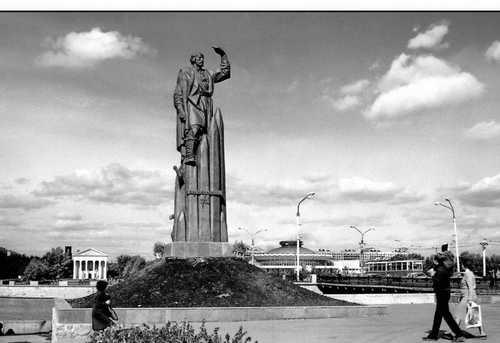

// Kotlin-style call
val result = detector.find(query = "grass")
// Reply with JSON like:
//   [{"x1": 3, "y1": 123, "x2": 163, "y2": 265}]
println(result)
[{"x1": 69, "y1": 257, "x2": 354, "y2": 308}]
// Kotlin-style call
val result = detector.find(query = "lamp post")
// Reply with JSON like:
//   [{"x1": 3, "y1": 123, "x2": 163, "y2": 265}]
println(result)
[
  {"x1": 296, "y1": 192, "x2": 315, "y2": 282},
  {"x1": 349, "y1": 225, "x2": 375, "y2": 274},
  {"x1": 434, "y1": 198, "x2": 460, "y2": 272},
  {"x1": 480, "y1": 239, "x2": 488, "y2": 277},
  {"x1": 238, "y1": 227, "x2": 268, "y2": 265}
]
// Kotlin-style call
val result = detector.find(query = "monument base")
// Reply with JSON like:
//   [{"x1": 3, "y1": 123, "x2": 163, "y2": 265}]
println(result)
[{"x1": 164, "y1": 242, "x2": 234, "y2": 258}]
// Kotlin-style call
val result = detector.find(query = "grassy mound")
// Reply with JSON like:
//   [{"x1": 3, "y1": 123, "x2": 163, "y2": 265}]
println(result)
[{"x1": 69, "y1": 257, "x2": 354, "y2": 308}]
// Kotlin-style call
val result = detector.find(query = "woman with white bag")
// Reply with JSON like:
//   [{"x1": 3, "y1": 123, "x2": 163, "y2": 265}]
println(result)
[{"x1": 455, "y1": 257, "x2": 478, "y2": 328}]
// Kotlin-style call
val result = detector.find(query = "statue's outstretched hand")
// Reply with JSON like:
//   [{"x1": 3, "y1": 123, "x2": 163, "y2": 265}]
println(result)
[{"x1": 212, "y1": 46, "x2": 226, "y2": 56}]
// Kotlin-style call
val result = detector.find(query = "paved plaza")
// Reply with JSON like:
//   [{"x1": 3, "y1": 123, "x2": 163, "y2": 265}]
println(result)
[
  {"x1": 203, "y1": 303, "x2": 497, "y2": 343},
  {"x1": 1, "y1": 303, "x2": 497, "y2": 343}
]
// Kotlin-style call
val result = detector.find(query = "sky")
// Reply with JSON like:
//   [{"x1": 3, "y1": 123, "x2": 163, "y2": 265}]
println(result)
[{"x1": 2, "y1": 12, "x2": 500, "y2": 259}]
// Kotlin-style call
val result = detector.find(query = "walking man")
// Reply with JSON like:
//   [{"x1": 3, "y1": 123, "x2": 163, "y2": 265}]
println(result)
[{"x1": 424, "y1": 253, "x2": 465, "y2": 342}]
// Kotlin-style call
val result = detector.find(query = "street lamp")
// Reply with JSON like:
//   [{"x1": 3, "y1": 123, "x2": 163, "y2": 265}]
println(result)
[
  {"x1": 434, "y1": 198, "x2": 460, "y2": 272},
  {"x1": 296, "y1": 192, "x2": 315, "y2": 282},
  {"x1": 480, "y1": 239, "x2": 488, "y2": 277},
  {"x1": 238, "y1": 227, "x2": 268, "y2": 265},
  {"x1": 349, "y1": 225, "x2": 375, "y2": 274}
]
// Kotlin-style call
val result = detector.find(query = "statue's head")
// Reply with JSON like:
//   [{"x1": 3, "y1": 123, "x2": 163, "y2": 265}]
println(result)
[{"x1": 190, "y1": 52, "x2": 205, "y2": 68}]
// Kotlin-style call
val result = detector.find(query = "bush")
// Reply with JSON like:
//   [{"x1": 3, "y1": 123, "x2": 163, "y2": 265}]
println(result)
[{"x1": 89, "y1": 321, "x2": 257, "y2": 343}]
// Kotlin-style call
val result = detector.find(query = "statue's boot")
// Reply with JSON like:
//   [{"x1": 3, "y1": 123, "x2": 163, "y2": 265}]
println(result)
[{"x1": 184, "y1": 137, "x2": 196, "y2": 166}]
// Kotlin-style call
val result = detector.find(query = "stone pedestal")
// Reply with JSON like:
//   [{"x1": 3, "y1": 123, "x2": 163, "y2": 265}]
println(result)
[{"x1": 164, "y1": 242, "x2": 234, "y2": 258}]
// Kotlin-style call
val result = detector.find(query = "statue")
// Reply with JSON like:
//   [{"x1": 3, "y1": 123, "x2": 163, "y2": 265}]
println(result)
[
  {"x1": 173, "y1": 47, "x2": 230, "y2": 166},
  {"x1": 168, "y1": 47, "x2": 231, "y2": 257}
]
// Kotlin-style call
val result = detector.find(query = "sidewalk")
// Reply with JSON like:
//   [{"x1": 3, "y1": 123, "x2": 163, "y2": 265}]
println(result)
[
  {"x1": 203, "y1": 303, "x2": 497, "y2": 343},
  {"x1": 1, "y1": 303, "x2": 497, "y2": 342}
]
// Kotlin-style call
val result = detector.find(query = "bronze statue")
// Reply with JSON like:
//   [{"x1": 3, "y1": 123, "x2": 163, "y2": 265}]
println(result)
[
  {"x1": 169, "y1": 47, "x2": 231, "y2": 254},
  {"x1": 173, "y1": 47, "x2": 230, "y2": 166}
]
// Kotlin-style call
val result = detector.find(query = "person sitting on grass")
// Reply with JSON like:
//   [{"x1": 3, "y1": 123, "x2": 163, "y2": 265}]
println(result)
[{"x1": 91, "y1": 280, "x2": 118, "y2": 331}]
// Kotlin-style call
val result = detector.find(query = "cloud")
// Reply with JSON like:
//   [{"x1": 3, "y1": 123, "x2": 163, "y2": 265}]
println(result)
[
  {"x1": 34, "y1": 163, "x2": 172, "y2": 207},
  {"x1": 340, "y1": 79, "x2": 370, "y2": 95},
  {"x1": 455, "y1": 173, "x2": 500, "y2": 207},
  {"x1": 36, "y1": 27, "x2": 154, "y2": 68},
  {"x1": 0, "y1": 194, "x2": 53, "y2": 210},
  {"x1": 326, "y1": 79, "x2": 371, "y2": 112},
  {"x1": 229, "y1": 174, "x2": 422, "y2": 206},
  {"x1": 465, "y1": 121, "x2": 500, "y2": 140},
  {"x1": 338, "y1": 177, "x2": 403, "y2": 202},
  {"x1": 0, "y1": 215, "x2": 21, "y2": 227},
  {"x1": 332, "y1": 95, "x2": 361, "y2": 112},
  {"x1": 485, "y1": 41, "x2": 500, "y2": 62},
  {"x1": 365, "y1": 54, "x2": 484, "y2": 121},
  {"x1": 15, "y1": 177, "x2": 30, "y2": 185},
  {"x1": 55, "y1": 212, "x2": 82, "y2": 221},
  {"x1": 407, "y1": 22, "x2": 450, "y2": 50}
]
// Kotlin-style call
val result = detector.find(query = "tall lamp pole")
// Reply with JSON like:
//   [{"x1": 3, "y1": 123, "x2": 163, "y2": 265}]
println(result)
[
  {"x1": 480, "y1": 239, "x2": 488, "y2": 277},
  {"x1": 296, "y1": 192, "x2": 315, "y2": 282},
  {"x1": 434, "y1": 198, "x2": 460, "y2": 272},
  {"x1": 238, "y1": 227, "x2": 268, "y2": 265},
  {"x1": 349, "y1": 225, "x2": 375, "y2": 274}
]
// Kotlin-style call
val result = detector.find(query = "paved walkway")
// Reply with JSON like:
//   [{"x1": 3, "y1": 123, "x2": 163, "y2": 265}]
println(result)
[
  {"x1": 203, "y1": 303, "x2": 497, "y2": 343},
  {"x1": 1, "y1": 303, "x2": 497, "y2": 342}
]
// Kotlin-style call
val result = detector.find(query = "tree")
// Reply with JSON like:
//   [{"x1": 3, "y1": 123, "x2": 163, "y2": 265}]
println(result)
[
  {"x1": 232, "y1": 241, "x2": 250, "y2": 257},
  {"x1": 153, "y1": 242, "x2": 165, "y2": 259},
  {"x1": 0, "y1": 247, "x2": 32, "y2": 279},
  {"x1": 114, "y1": 255, "x2": 146, "y2": 279},
  {"x1": 23, "y1": 258, "x2": 50, "y2": 281},
  {"x1": 21, "y1": 246, "x2": 72, "y2": 281},
  {"x1": 390, "y1": 253, "x2": 424, "y2": 261}
]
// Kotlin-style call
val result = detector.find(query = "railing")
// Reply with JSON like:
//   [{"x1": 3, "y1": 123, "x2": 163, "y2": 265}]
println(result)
[{"x1": 317, "y1": 275, "x2": 499, "y2": 293}]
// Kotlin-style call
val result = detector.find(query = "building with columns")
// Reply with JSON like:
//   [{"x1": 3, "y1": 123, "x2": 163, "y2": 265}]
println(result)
[{"x1": 72, "y1": 248, "x2": 109, "y2": 280}]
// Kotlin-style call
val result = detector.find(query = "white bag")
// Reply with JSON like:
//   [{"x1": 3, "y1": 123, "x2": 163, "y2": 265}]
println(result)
[{"x1": 465, "y1": 301, "x2": 482, "y2": 329}]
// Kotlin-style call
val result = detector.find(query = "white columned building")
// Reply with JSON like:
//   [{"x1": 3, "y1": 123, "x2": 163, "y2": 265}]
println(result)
[{"x1": 72, "y1": 248, "x2": 109, "y2": 280}]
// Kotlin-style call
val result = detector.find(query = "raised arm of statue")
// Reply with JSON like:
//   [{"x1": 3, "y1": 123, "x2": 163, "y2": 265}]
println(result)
[{"x1": 211, "y1": 46, "x2": 230, "y2": 83}]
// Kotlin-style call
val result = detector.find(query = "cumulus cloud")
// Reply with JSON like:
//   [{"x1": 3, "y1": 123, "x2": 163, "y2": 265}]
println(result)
[
  {"x1": 327, "y1": 79, "x2": 370, "y2": 112},
  {"x1": 340, "y1": 79, "x2": 370, "y2": 95},
  {"x1": 408, "y1": 22, "x2": 450, "y2": 50},
  {"x1": 229, "y1": 174, "x2": 421, "y2": 206},
  {"x1": 0, "y1": 194, "x2": 53, "y2": 210},
  {"x1": 365, "y1": 54, "x2": 484, "y2": 121},
  {"x1": 36, "y1": 27, "x2": 154, "y2": 68},
  {"x1": 34, "y1": 163, "x2": 172, "y2": 206},
  {"x1": 485, "y1": 41, "x2": 500, "y2": 62},
  {"x1": 338, "y1": 177, "x2": 403, "y2": 202},
  {"x1": 465, "y1": 121, "x2": 500, "y2": 140},
  {"x1": 332, "y1": 95, "x2": 361, "y2": 112},
  {"x1": 455, "y1": 174, "x2": 500, "y2": 207}
]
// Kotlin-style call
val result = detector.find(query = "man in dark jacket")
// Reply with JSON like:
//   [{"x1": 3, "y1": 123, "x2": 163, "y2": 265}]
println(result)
[
  {"x1": 91, "y1": 280, "x2": 117, "y2": 331},
  {"x1": 424, "y1": 253, "x2": 465, "y2": 341}
]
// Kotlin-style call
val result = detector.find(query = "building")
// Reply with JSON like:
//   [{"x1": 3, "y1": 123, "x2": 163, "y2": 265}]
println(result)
[
  {"x1": 72, "y1": 248, "x2": 109, "y2": 280},
  {"x1": 253, "y1": 240, "x2": 337, "y2": 276}
]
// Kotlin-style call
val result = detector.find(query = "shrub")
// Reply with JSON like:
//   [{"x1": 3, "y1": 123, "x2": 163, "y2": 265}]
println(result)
[{"x1": 89, "y1": 321, "x2": 257, "y2": 343}]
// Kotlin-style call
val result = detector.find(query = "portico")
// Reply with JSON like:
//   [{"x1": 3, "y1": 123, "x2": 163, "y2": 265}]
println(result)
[{"x1": 72, "y1": 248, "x2": 109, "y2": 280}]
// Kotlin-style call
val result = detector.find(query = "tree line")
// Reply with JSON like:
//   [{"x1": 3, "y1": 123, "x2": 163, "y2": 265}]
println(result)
[{"x1": 0, "y1": 246, "x2": 146, "y2": 281}]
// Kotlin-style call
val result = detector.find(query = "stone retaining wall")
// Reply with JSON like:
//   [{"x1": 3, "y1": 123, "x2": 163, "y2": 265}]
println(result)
[
  {"x1": 325, "y1": 293, "x2": 436, "y2": 305},
  {"x1": 0, "y1": 285, "x2": 95, "y2": 299},
  {"x1": 52, "y1": 305, "x2": 387, "y2": 343}
]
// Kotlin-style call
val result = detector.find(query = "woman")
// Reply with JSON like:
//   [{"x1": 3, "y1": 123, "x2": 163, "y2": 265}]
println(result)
[
  {"x1": 455, "y1": 258, "x2": 478, "y2": 328},
  {"x1": 91, "y1": 280, "x2": 118, "y2": 331}
]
